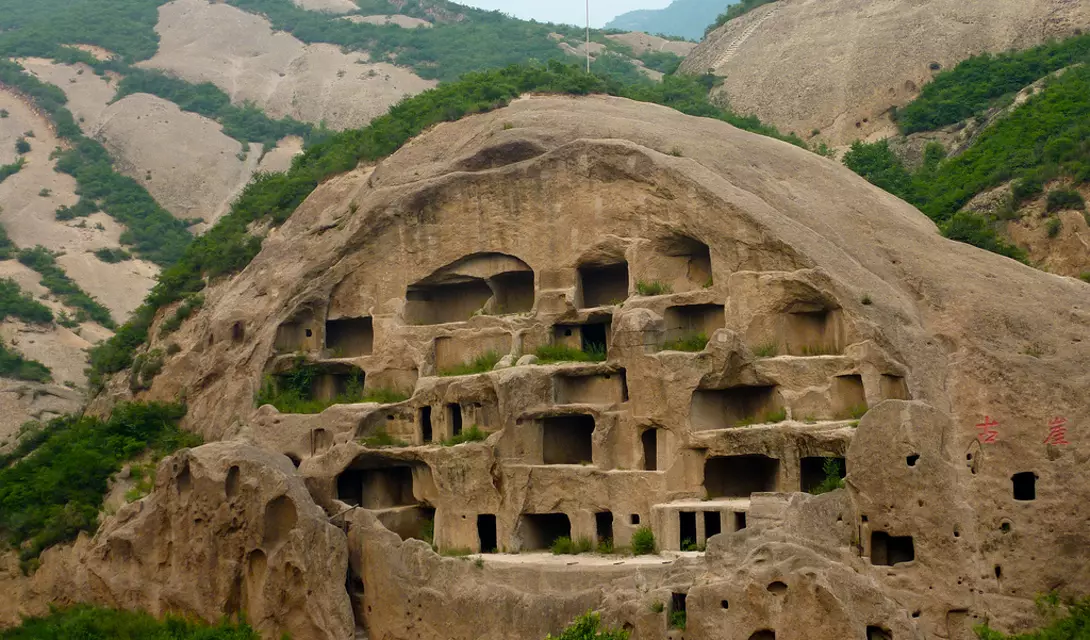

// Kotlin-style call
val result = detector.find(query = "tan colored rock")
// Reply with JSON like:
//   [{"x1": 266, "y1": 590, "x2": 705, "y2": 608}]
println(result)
[
  {"x1": 292, "y1": 0, "x2": 358, "y2": 13},
  {"x1": 141, "y1": 0, "x2": 438, "y2": 131},
  {"x1": 606, "y1": 32, "x2": 697, "y2": 57},
  {"x1": 71, "y1": 95, "x2": 1090, "y2": 638},
  {"x1": 343, "y1": 14, "x2": 433, "y2": 28},
  {"x1": 30, "y1": 442, "x2": 354, "y2": 640},
  {"x1": 681, "y1": 0, "x2": 1090, "y2": 145}
]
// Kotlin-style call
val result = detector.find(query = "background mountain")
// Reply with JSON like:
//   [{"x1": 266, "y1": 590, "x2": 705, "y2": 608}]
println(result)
[{"x1": 605, "y1": 0, "x2": 737, "y2": 40}]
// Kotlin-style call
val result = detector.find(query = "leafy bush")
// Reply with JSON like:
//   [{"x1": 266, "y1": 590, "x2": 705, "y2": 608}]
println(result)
[
  {"x1": 360, "y1": 427, "x2": 409, "y2": 448},
  {"x1": 661, "y1": 333, "x2": 709, "y2": 352},
  {"x1": 897, "y1": 33, "x2": 1090, "y2": 134},
  {"x1": 158, "y1": 294, "x2": 204, "y2": 337},
  {"x1": 93, "y1": 247, "x2": 132, "y2": 263},
  {"x1": 630, "y1": 526, "x2": 656, "y2": 555},
  {"x1": 551, "y1": 536, "x2": 593, "y2": 555},
  {"x1": 0, "y1": 278, "x2": 54, "y2": 324},
  {"x1": 255, "y1": 364, "x2": 383, "y2": 414},
  {"x1": 809, "y1": 458, "x2": 846, "y2": 495},
  {"x1": 0, "y1": 341, "x2": 52, "y2": 383},
  {"x1": 534, "y1": 344, "x2": 608, "y2": 364},
  {"x1": 1047, "y1": 217, "x2": 1063, "y2": 238},
  {"x1": 1012, "y1": 176, "x2": 1045, "y2": 202},
  {"x1": 442, "y1": 425, "x2": 489, "y2": 446},
  {"x1": 14, "y1": 138, "x2": 30, "y2": 154},
  {"x1": 17, "y1": 246, "x2": 115, "y2": 328},
  {"x1": 0, "y1": 605, "x2": 259, "y2": 639},
  {"x1": 1046, "y1": 188, "x2": 1086, "y2": 212},
  {"x1": 669, "y1": 610, "x2": 687, "y2": 630},
  {"x1": 0, "y1": 157, "x2": 25, "y2": 184},
  {"x1": 0, "y1": 402, "x2": 194, "y2": 568},
  {"x1": 545, "y1": 612, "x2": 630, "y2": 640},
  {"x1": 440, "y1": 350, "x2": 502, "y2": 376},
  {"x1": 635, "y1": 280, "x2": 672, "y2": 296},
  {"x1": 975, "y1": 594, "x2": 1090, "y2": 640}
]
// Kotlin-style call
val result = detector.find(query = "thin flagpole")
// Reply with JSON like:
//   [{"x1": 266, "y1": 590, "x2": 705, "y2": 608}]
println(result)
[{"x1": 586, "y1": 0, "x2": 591, "y2": 73}]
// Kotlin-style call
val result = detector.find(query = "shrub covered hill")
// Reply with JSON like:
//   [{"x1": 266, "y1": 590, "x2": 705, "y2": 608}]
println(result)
[{"x1": 842, "y1": 34, "x2": 1090, "y2": 279}]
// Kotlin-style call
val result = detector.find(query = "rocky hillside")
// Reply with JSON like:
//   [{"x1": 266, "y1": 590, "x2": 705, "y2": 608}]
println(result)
[
  {"x1": 681, "y1": 0, "x2": 1089, "y2": 146},
  {"x1": 6, "y1": 91, "x2": 1090, "y2": 639}
]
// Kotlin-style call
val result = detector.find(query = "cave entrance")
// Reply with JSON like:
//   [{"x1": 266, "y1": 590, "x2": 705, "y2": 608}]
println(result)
[
  {"x1": 477, "y1": 514, "x2": 497, "y2": 553},
  {"x1": 801, "y1": 456, "x2": 846, "y2": 493},
  {"x1": 705, "y1": 455, "x2": 779, "y2": 498},
  {"x1": 690, "y1": 385, "x2": 784, "y2": 430},
  {"x1": 663, "y1": 304, "x2": 725, "y2": 343},
  {"x1": 542, "y1": 414, "x2": 595, "y2": 464},
  {"x1": 325, "y1": 316, "x2": 374, "y2": 357},
  {"x1": 679, "y1": 511, "x2": 697, "y2": 550},
  {"x1": 870, "y1": 531, "x2": 915, "y2": 566},
  {"x1": 519, "y1": 513, "x2": 571, "y2": 551},
  {"x1": 578, "y1": 262, "x2": 629, "y2": 308},
  {"x1": 554, "y1": 370, "x2": 628, "y2": 405},
  {"x1": 336, "y1": 459, "x2": 417, "y2": 509},
  {"x1": 641, "y1": 428, "x2": 658, "y2": 471},
  {"x1": 595, "y1": 511, "x2": 613, "y2": 545}
]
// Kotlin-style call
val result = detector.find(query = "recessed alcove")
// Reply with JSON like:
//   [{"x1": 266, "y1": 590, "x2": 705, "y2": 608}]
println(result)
[
  {"x1": 705, "y1": 455, "x2": 779, "y2": 497},
  {"x1": 690, "y1": 385, "x2": 785, "y2": 430},
  {"x1": 405, "y1": 253, "x2": 535, "y2": 325},
  {"x1": 578, "y1": 262, "x2": 629, "y2": 308},
  {"x1": 554, "y1": 370, "x2": 627, "y2": 405},
  {"x1": 542, "y1": 414, "x2": 595, "y2": 464},
  {"x1": 325, "y1": 316, "x2": 374, "y2": 357},
  {"x1": 519, "y1": 513, "x2": 571, "y2": 550}
]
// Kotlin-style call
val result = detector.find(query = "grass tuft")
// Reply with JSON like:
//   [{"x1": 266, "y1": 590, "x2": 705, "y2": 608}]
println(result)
[
  {"x1": 534, "y1": 344, "x2": 607, "y2": 364},
  {"x1": 442, "y1": 425, "x2": 489, "y2": 446},
  {"x1": 439, "y1": 350, "x2": 502, "y2": 376},
  {"x1": 661, "y1": 332, "x2": 708, "y2": 352}
]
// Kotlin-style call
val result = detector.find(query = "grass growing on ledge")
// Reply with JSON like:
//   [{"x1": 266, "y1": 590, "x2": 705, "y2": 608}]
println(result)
[
  {"x1": 360, "y1": 427, "x2": 410, "y2": 448},
  {"x1": 753, "y1": 343, "x2": 779, "y2": 358},
  {"x1": 256, "y1": 364, "x2": 409, "y2": 414},
  {"x1": 635, "y1": 280, "x2": 672, "y2": 296},
  {"x1": 0, "y1": 605, "x2": 260, "y2": 639},
  {"x1": 551, "y1": 536, "x2": 594, "y2": 555},
  {"x1": 661, "y1": 332, "x2": 709, "y2": 352},
  {"x1": 439, "y1": 350, "x2": 502, "y2": 376},
  {"x1": 442, "y1": 425, "x2": 489, "y2": 446},
  {"x1": 534, "y1": 344, "x2": 607, "y2": 364},
  {"x1": 735, "y1": 408, "x2": 788, "y2": 427},
  {"x1": 842, "y1": 403, "x2": 869, "y2": 420}
]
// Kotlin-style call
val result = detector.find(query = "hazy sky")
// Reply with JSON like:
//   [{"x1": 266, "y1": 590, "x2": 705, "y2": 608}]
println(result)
[{"x1": 458, "y1": 0, "x2": 673, "y2": 28}]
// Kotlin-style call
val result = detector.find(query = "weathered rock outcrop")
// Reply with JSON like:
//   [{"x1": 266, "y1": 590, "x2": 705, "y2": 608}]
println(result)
[
  {"x1": 29, "y1": 443, "x2": 354, "y2": 640},
  {"x1": 70, "y1": 95, "x2": 1090, "y2": 639},
  {"x1": 681, "y1": 0, "x2": 1090, "y2": 145}
]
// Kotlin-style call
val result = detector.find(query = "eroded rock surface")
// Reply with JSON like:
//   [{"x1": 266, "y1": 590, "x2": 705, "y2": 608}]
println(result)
[
  {"x1": 681, "y1": 0, "x2": 1090, "y2": 145},
  {"x1": 64, "y1": 95, "x2": 1090, "y2": 639}
]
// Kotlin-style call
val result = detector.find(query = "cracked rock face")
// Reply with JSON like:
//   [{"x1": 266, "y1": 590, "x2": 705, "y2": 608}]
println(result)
[
  {"x1": 30, "y1": 443, "x2": 353, "y2": 640},
  {"x1": 61, "y1": 95, "x2": 1090, "y2": 639},
  {"x1": 681, "y1": 0, "x2": 1090, "y2": 146}
]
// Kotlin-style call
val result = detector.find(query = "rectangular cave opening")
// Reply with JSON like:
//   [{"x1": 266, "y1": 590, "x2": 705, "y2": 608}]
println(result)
[
  {"x1": 542, "y1": 414, "x2": 595, "y2": 465},
  {"x1": 519, "y1": 513, "x2": 571, "y2": 551},
  {"x1": 554, "y1": 370, "x2": 628, "y2": 405},
  {"x1": 783, "y1": 309, "x2": 843, "y2": 356},
  {"x1": 734, "y1": 511, "x2": 747, "y2": 531},
  {"x1": 477, "y1": 514, "x2": 498, "y2": 553},
  {"x1": 641, "y1": 428, "x2": 658, "y2": 471},
  {"x1": 881, "y1": 374, "x2": 910, "y2": 400},
  {"x1": 274, "y1": 313, "x2": 315, "y2": 352},
  {"x1": 705, "y1": 455, "x2": 780, "y2": 498},
  {"x1": 419, "y1": 406, "x2": 433, "y2": 443},
  {"x1": 704, "y1": 511, "x2": 722, "y2": 538},
  {"x1": 663, "y1": 304, "x2": 725, "y2": 344},
  {"x1": 336, "y1": 464, "x2": 416, "y2": 509},
  {"x1": 406, "y1": 278, "x2": 494, "y2": 325},
  {"x1": 870, "y1": 531, "x2": 915, "y2": 566},
  {"x1": 376, "y1": 506, "x2": 435, "y2": 542},
  {"x1": 833, "y1": 375, "x2": 867, "y2": 418},
  {"x1": 595, "y1": 511, "x2": 613, "y2": 545},
  {"x1": 801, "y1": 456, "x2": 846, "y2": 493},
  {"x1": 679, "y1": 511, "x2": 697, "y2": 549},
  {"x1": 579, "y1": 262, "x2": 629, "y2": 308},
  {"x1": 489, "y1": 270, "x2": 535, "y2": 315},
  {"x1": 325, "y1": 316, "x2": 374, "y2": 357},
  {"x1": 447, "y1": 403, "x2": 463, "y2": 437},
  {"x1": 690, "y1": 385, "x2": 784, "y2": 431}
]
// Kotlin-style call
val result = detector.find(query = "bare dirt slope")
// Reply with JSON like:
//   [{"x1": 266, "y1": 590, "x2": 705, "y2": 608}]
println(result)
[
  {"x1": 681, "y1": 0, "x2": 1090, "y2": 145},
  {"x1": 606, "y1": 32, "x2": 696, "y2": 57},
  {"x1": 293, "y1": 0, "x2": 358, "y2": 13},
  {"x1": 19, "y1": 58, "x2": 264, "y2": 230},
  {"x1": 141, "y1": 0, "x2": 437, "y2": 131},
  {"x1": 343, "y1": 15, "x2": 433, "y2": 28}
]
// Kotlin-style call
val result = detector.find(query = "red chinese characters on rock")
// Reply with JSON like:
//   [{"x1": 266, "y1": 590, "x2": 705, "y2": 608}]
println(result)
[
  {"x1": 1043, "y1": 417, "x2": 1070, "y2": 446},
  {"x1": 975, "y1": 416, "x2": 999, "y2": 444}
]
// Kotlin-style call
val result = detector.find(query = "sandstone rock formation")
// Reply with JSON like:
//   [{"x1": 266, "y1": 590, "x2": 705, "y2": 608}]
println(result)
[
  {"x1": 681, "y1": 0, "x2": 1090, "y2": 146},
  {"x1": 141, "y1": 0, "x2": 437, "y2": 131},
  {"x1": 28, "y1": 442, "x2": 354, "y2": 640},
  {"x1": 69, "y1": 95, "x2": 1090, "y2": 639}
]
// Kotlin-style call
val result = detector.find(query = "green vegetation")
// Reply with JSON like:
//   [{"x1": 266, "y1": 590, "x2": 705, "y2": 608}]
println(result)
[
  {"x1": 843, "y1": 403, "x2": 869, "y2": 420},
  {"x1": 442, "y1": 425, "x2": 489, "y2": 446},
  {"x1": 14, "y1": 138, "x2": 30, "y2": 154},
  {"x1": 93, "y1": 247, "x2": 132, "y2": 264},
  {"x1": 545, "y1": 612, "x2": 630, "y2": 640},
  {"x1": 158, "y1": 294, "x2": 204, "y2": 337},
  {"x1": 635, "y1": 280, "x2": 672, "y2": 296},
  {"x1": 0, "y1": 157, "x2": 25, "y2": 184},
  {"x1": 630, "y1": 526, "x2": 656, "y2": 555},
  {"x1": 736, "y1": 407, "x2": 787, "y2": 427},
  {"x1": 809, "y1": 458, "x2": 846, "y2": 495},
  {"x1": 708, "y1": 0, "x2": 779, "y2": 34},
  {"x1": 18, "y1": 246, "x2": 115, "y2": 328},
  {"x1": 0, "y1": 341, "x2": 52, "y2": 383},
  {"x1": 439, "y1": 350, "x2": 502, "y2": 376},
  {"x1": 551, "y1": 536, "x2": 594, "y2": 555},
  {"x1": 975, "y1": 593, "x2": 1090, "y2": 639},
  {"x1": 360, "y1": 427, "x2": 409, "y2": 448},
  {"x1": 88, "y1": 62, "x2": 801, "y2": 388},
  {"x1": 897, "y1": 34, "x2": 1090, "y2": 134},
  {"x1": 669, "y1": 610, "x2": 687, "y2": 630},
  {"x1": 0, "y1": 278, "x2": 54, "y2": 324},
  {"x1": 534, "y1": 344, "x2": 608, "y2": 364},
  {"x1": 0, "y1": 605, "x2": 259, "y2": 640},
  {"x1": 0, "y1": 402, "x2": 194, "y2": 569},
  {"x1": 1046, "y1": 188, "x2": 1086, "y2": 212},
  {"x1": 650, "y1": 602, "x2": 665, "y2": 613},
  {"x1": 129, "y1": 348, "x2": 165, "y2": 391},
  {"x1": 661, "y1": 332, "x2": 709, "y2": 352},
  {"x1": 255, "y1": 364, "x2": 404, "y2": 414},
  {"x1": 752, "y1": 343, "x2": 778, "y2": 357}
]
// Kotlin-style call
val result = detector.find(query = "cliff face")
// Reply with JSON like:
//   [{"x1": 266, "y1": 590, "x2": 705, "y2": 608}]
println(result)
[
  {"x1": 681, "y1": 0, "x2": 1090, "y2": 146},
  {"x1": 39, "y1": 95, "x2": 1090, "y2": 639}
]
